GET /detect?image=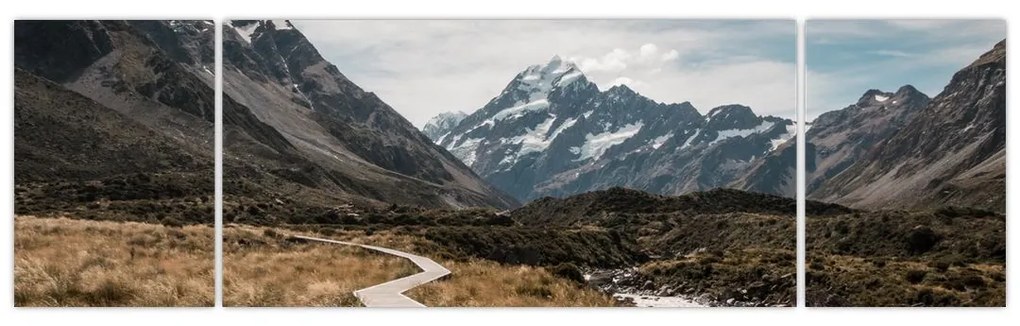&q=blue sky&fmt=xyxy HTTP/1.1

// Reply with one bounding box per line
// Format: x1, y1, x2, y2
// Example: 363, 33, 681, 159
292, 20, 795, 126
807, 19, 1006, 120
